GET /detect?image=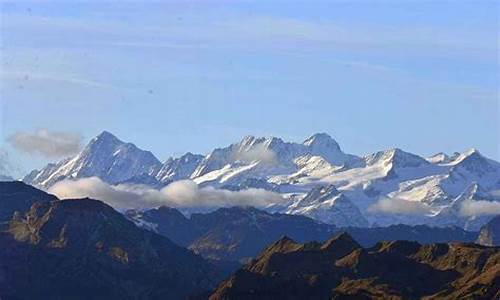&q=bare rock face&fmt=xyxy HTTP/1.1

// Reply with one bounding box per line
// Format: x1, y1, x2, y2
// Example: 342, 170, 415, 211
210, 233, 500, 300
0, 181, 221, 300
